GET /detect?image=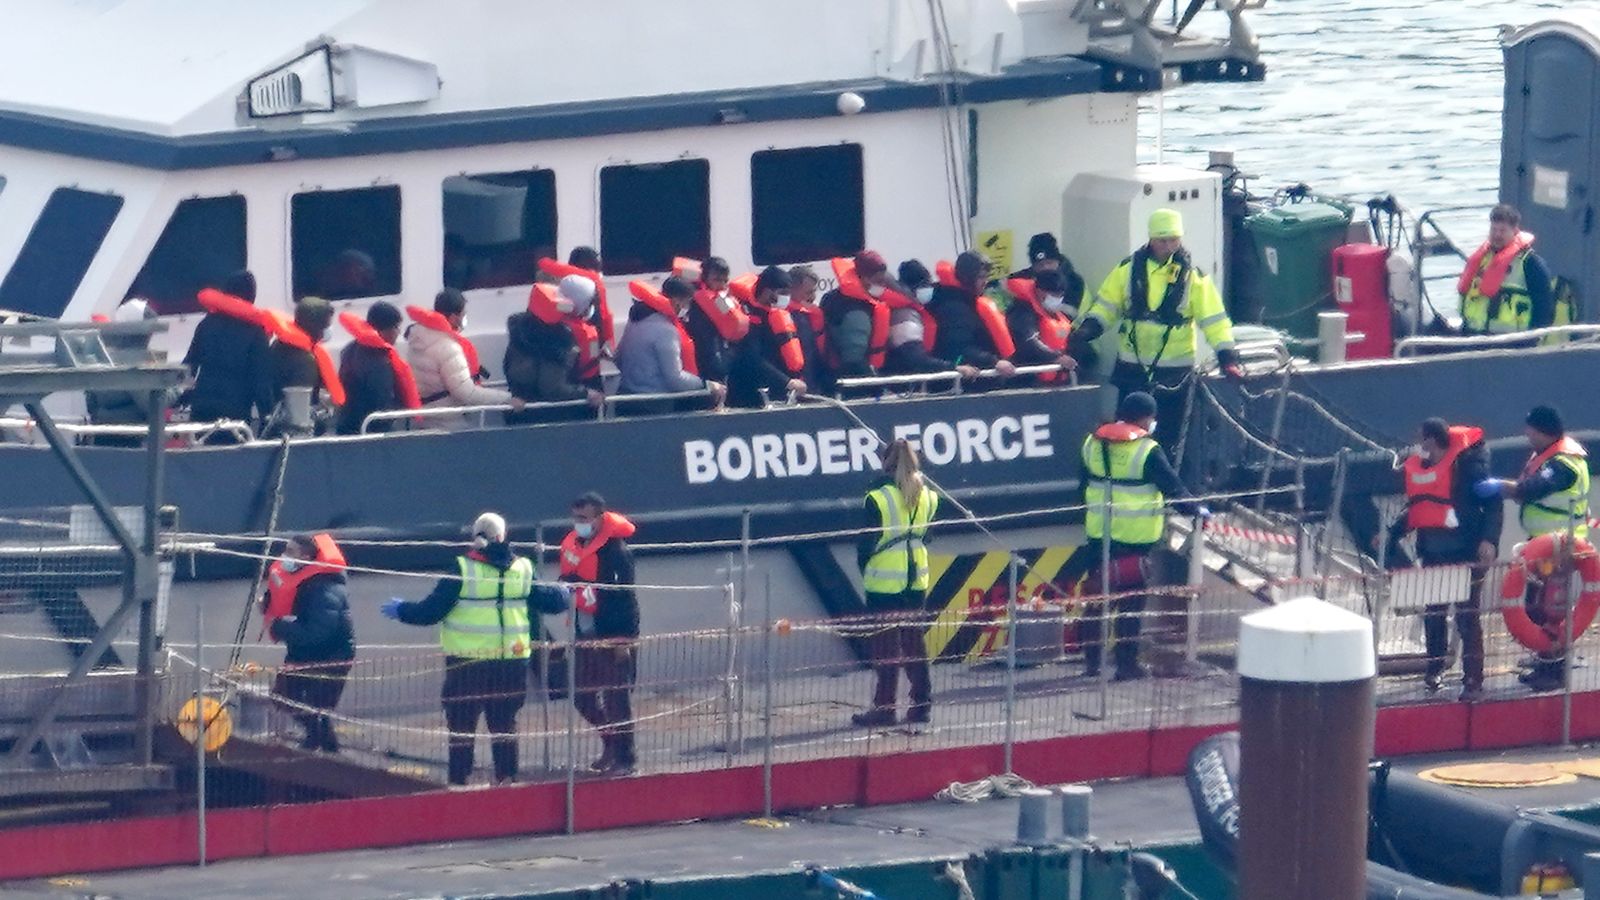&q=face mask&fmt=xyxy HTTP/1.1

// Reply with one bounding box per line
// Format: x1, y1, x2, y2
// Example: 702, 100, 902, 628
458, 316, 469, 332
1147, 421, 1158, 436
915, 286, 935, 304
676, 304, 691, 321
279, 557, 302, 574
574, 521, 595, 539
1043, 293, 1066, 312
867, 284, 886, 298
773, 293, 791, 310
